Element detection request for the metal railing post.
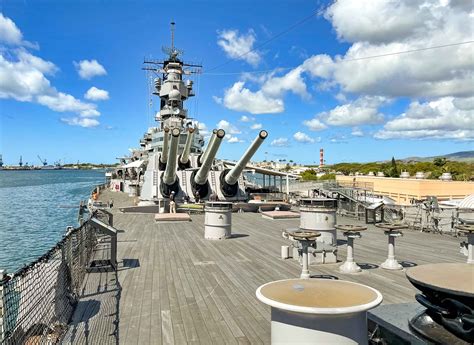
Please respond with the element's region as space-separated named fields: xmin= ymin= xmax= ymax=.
xmin=0 ymin=269 xmax=6 ymax=343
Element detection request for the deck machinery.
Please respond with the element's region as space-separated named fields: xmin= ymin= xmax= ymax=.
xmin=120 ymin=24 xmax=268 ymax=206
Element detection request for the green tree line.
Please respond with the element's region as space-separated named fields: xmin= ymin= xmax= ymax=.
xmin=328 ymin=158 xmax=473 ymax=181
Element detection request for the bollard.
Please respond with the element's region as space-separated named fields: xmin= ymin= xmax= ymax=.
xmin=256 ymin=279 xmax=383 ymax=344
xmin=204 ymin=202 xmax=233 ymax=240
xmin=281 ymin=246 xmax=289 ymax=259
xmin=376 ymin=223 xmax=407 ymax=270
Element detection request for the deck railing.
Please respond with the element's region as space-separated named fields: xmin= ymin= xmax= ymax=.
xmin=0 ymin=207 xmax=115 ymax=344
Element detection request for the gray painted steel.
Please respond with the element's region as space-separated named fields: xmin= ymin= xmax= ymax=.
xmin=195 ymin=129 xmax=225 ymax=185
xmin=225 ymin=130 xmax=268 ymax=185
xmin=204 ymin=201 xmax=232 ymax=240
xmin=163 ymin=128 xmax=180 ymax=185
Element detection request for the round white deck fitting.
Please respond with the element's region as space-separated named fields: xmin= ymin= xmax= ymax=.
xmin=299 ymin=199 xmax=337 ymax=246
xmin=204 ymin=202 xmax=232 ymax=240
xmin=256 ymin=278 xmax=383 ymax=344
xmin=376 ymin=223 xmax=407 ymax=271
xmin=281 ymin=246 xmax=289 ymax=260
xmin=336 ymin=225 xmax=367 ymax=274
xmin=288 ymin=230 xmax=320 ymax=279
xmin=456 ymin=224 xmax=474 ymax=264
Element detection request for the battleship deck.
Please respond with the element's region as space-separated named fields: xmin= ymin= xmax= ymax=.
xmin=64 ymin=190 xmax=464 ymax=344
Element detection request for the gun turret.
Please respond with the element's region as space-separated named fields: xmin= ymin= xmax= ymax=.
xmin=159 ymin=127 xmax=170 ymax=170
xmin=192 ymin=129 xmax=226 ymax=198
xmin=221 ymin=130 xmax=268 ymax=197
xmin=178 ymin=127 xmax=195 ymax=169
xmin=199 ymin=129 xmax=218 ymax=165
xmin=161 ymin=128 xmax=181 ymax=196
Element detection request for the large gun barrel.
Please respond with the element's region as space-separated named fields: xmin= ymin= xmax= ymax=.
xmin=199 ymin=129 xmax=217 ymax=165
xmin=179 ymin=127 xmax=195 ymax=168
xmin=159 ymin=127 xmax=171 ymax=165
xmin=225 ymin=130 xmax=268 ymax=186
xmin=163 ymin=128 xmax=181 ymax=185
xmin=194 ymin=129 xmax=225 ymax=186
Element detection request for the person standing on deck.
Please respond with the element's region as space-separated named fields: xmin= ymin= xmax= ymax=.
xmin=170 ymin=191 xmax=176 ymax=213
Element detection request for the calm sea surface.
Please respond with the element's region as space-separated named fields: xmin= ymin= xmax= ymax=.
xmin=0 ymin=169 xmax=106 ymax=272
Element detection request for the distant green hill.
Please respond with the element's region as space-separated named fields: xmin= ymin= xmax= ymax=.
xmin=401 ymin=151 xmax=474 ymax=162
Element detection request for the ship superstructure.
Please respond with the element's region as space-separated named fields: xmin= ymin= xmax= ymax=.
xmin=112 ymin=23 xmax=267 ymax=207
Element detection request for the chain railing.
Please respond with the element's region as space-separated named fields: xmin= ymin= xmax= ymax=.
xmin=0 ymin=220 xmax=102 ymax=344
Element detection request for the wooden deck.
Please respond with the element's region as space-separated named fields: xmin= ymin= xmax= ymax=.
xmin=64 ymin=190 xmax=466 ymax=344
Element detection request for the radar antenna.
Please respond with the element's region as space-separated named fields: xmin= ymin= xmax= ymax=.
xmin=171 ymin=21 xmax=175 ymax=51
xmin=162 ymin=21 xmax=184 ymax=60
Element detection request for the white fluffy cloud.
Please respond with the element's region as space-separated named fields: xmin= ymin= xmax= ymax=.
xmin=0 ymin=13 xmax=23 ymax=45
xmin=319 ymin=96 xmax=385 ymax=126
xmin=303 ymin=0 xmax=474 ymax=99
xmin=375 ymin=97 xmax=474 ymax=140
xmin=220 ymin=67 xmax=310 ymax=114
xmin=261 ymin=67 xmax=309 ymax=99
xmin=351 ymin=127 xmax=364 ymax=137
xmin=217 ymin=29 xmax=261 ymax=66
xmin=74 ymin=59 xmax=107 ymax=80
xmin=223 ymin=81 xmax=284 ymax=114
xmin=0 ymin=51 xmax=99 ymax=116
xmin=227 ymin=135 xmax=244 ymax=143
xmin=0 ymin=50 xmax=55 ymax=101
xmin=293 ymin=132 xmax=315 ymax=144
xmin=84 ymin=86 xmax=109 ymax=101
xmin=271 ymin=137 xmax=290 ymax=147
xmin=196 ymin=122 xmax=209 ymax=135
xmin=303 ymin=118 xmax=327 ymax=131
xmin=240 ymin=115 xmax=253 ymax=122
xmin=250 ymin=123 xmax=262 ymax=130
xmin=217 ymin=120 xmax=241 ymax=134
xmin=0 ymin=13 xmax=37 ymax=48
xmin=218 ymin=1 xmax=473 ymax=138
xmin=61 ymin=117 xmax=99 ymax=128
xmin=0 ymin=15 xmax=103 ymax=127
xmin=37 ymin=92 xmax=99 ymax=116
xmin=325 ymin=1 xmax=422 ymax=44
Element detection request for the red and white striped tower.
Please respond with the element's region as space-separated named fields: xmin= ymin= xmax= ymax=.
xmin=319 ymin=148 xmax=324 ymax=167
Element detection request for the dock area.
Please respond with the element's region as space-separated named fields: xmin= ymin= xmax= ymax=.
xmin=65 ymin=190 xmax=464 ymax=344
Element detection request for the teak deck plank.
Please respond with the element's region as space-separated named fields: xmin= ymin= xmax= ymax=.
xmin=65 ymin=190 xmax=465 ymax=344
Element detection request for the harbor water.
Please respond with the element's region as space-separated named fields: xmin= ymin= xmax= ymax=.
xmin=0 ymin=169 xmax=105 ymax=272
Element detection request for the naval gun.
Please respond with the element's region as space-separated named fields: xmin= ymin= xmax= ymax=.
xmin=159 ymin=127 xmax=170 ymax=170
xmin=178 ymin=127 xmax=195 ymax=169
xmin=161 ymin=128 xmax=181 ymax=196
xmin=192 ymin=129 xmax=226 ymax=198
xmin=221 ymin=130 xmax=268 ymax=197
xmin=199 ymin=129 xmax=218 ymax=165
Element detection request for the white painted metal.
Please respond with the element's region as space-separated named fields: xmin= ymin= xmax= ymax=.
xmin=256 ymin=279 xmax=383 ymax=345
xmin=179 ymin=128 xmax=195 ymax=165
xmin=300 ymin=245 xmax=310 ymax=279
xmin=415 ymin=171 xmax=425 ymax=179
xmin=0 ymin=269 xmax=4 ymax=343
xmin=225 ymin=130 xmax=268 ymax=185
xmin=194 ymin=129 xmax=225 ymax=185
xmin=400 ymin=171 xmax=410 ymax=178
xmin=270 ymin=310 xmax=366 ymax=345
xmin=299 ymin=199 xmax=337 ymax=263
xmin=204 ymin=201 xmax=232 ymax=240
xmin=381 ymin=231 xmax=403 ymax=270
xmin=163 ymin=128 xmax=181 ymax=185
xmin=339 ymin=232 xmax=362 ymax=274
xmin=466 ymin=232 xmax=474 ymax=264
xmin=160 ymin=127 xmax=170 ymax=164
xmin=281 ymin=246 xmax=289 ymax=259
xmin=440 ymin=172 xmax=453 ymax=181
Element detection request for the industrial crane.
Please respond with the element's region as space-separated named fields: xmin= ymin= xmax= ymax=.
xmin=37 ymin=155 xmax=47 ymax=166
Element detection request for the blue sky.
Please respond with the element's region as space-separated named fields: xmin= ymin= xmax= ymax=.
xmin=1 ymin=0 xmax=472 ymax=165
